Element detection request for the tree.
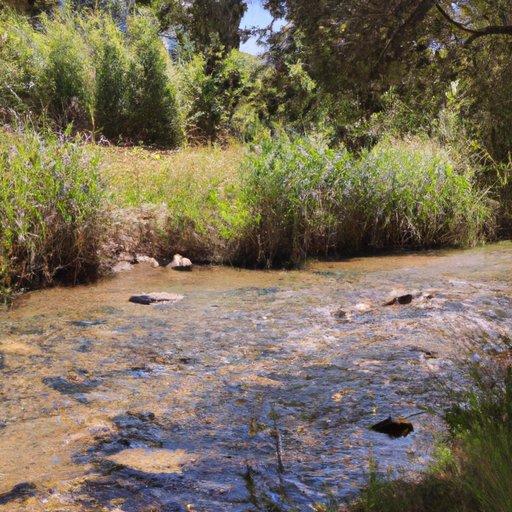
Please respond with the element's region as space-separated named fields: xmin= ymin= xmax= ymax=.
xmin=262 ymin=0 xmax=512 ymax=103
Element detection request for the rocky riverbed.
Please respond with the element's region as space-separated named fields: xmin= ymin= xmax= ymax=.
xmin=1 ymin=243 xmax=512 ymax=511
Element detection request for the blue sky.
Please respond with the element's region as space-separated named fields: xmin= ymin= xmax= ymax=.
xmin=240 ymin=0 xmax=285 ymax=55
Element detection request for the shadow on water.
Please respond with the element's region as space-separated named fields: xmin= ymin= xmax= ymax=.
xmin=1 ymin=243 xmax=512 ymax=510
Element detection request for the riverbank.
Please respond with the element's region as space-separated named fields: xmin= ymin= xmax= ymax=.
xmin=0 ymin=128 xmax=496 ymax=302
xmin=97 ymin=143 xmax=246 ymax=270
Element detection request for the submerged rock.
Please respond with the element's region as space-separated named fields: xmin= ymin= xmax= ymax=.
xmin=105 ymin=448 xmax=197 ymax=474
xmin=0 ymin=482 xmax=37 ymax=505
xmin=370 ymin=416 xmax=414 ymax=438
xmin=167 ymin=253 xmax=193 ymax=271
xmin=70 ymin=319 xmax=106 ymax=327
xmin=126 ymin=410 xmax=156 ymax=422
xmin=334 ymin=309 xmax=348 ymax=320
xmin=43 ymin=375 xmax=101 ymax=395
xmin=129 ymin=292 xmax=184 ymax=305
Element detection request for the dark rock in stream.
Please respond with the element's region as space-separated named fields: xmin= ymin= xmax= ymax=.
xmin=384 ymin=294 xmax=414 ymax=306
xmin=0 ymin=483 xmax=37 ymax=505
xmin=383 ymin=290 xmax=435 ymax=307
xmin=0 ymin=352 xmax=4 ymax=370
xmin=76 ymin=339 xmax=94 ymax=353
xmin=129 ymin=292 xmax=184 ymax=305
xmin=70 ymin=319 xmax=107 ymax=327
xmin=371 ymin=416 xmax=414 ymax=438
xmin=127 ymin=410 xmax=156 ymax=422
xmin=334 ymin=309 xmax=348 ymax=320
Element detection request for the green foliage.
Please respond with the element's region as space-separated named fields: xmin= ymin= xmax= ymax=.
xmin=177 ymin=49 xmax=260 ymax=142
xmin=186 ymin=0 xmax=247 ymax=55
xmin=103 ymin=143 xmax=250 ymax=260
xmin=0 ymin=8 xmax=183 ymax=146
xmin=241 ymin=133 xmax=493 ymax=267
xmin=0 ymin=11 xmax=45 ymax=116
xmin=93 ymin=17 xmax=129 ymax=139
xmin=40 ymin=11 xmax=94 ymax=127
xmin=0 ymin=127 xmax=105 ymax=300
xmin=125 ymin=11 xmax=182 ymax=145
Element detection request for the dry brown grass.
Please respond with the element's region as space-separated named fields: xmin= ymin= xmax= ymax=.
xmin=99 ymin=143 xmax=246 ymax=208
xmin=96 ymin=143 xmax=249 ymax=266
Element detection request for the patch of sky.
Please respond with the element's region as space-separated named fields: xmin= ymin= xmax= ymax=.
xmin=240 ymin=0 xmax=285 ymax=55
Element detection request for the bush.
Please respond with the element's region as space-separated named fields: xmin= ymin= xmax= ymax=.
xmin=0 ymin=126 xmax=105 ymax=300
xmin=176 ymin=49 xmax=260 ymax=142
xmin=92 ymin=16 xmax=130 ymax=140
xmin=0 ymin=8 xmax=183 ymax=146
xmin=0 ymin=11 xmax=45 ymax=117
xmin=241 ymin=133 xmax=493 ymax=267
xmin=125 ymin=11 xmax=182 ymax=146
xmin=39 ymin=11 xmax=94 ymax=128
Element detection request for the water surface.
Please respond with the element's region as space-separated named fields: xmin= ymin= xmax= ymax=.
xmin=1 ymin=243 xmax=512 ymax=511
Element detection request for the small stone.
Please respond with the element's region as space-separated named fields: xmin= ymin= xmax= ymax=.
xmin=135 ymin=255 xmax=160 ymax=268
xmin=370 ymin=416 xmax=414 ymax=438
xmin=167 ymin=254 xmax=193 ymax=271
xmin=129 ymin=292 xmax=184 ymax=305
xmin=354 ymin=303 xmax=371 ymax=312
xmin=117 ymin=252 xmax=136 ymax=263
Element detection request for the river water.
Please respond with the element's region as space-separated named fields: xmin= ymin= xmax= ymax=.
xmin=1 ymin=243 xmax=512 ymax=511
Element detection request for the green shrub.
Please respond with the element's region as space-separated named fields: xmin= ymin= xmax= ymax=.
xmin=92 ymin=17 xmax=129 ymax=140
xmin=176 ymin=49 xmax=260 ymax=142
xmin=39 ymin=11 xmax=94 ymax=128
xmin=0 ymin=11 xmax=45 ymax=117
xmin=0 ymin=126 xmax=105 ymax=301
xmin=0 ymin=8 xmax=183 ymax=146
xmin=241 ymin=133 xmax=493 ymax=267
xmin=125 ymin=11 xmax=182 ymax=146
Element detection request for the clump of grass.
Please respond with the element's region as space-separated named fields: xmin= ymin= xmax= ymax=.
xmin=100 ymin=143 xmax=250 ymax=261
xmin=240 ymin=133 xmax=494 ymax=267
xmin=0 ymin=126 xmax=105 ymax=300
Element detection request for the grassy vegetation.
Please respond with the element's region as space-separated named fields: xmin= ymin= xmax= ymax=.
xmin=102 ymin=143 xmax=244 ymax=210
xmin=346 ymin=342 xmax=512 ymax=512
xmin=99 ymin=143 xmax=250 ymax=262
xmin=0 ymin=8 xmax=182 ymax=145
xmin=241 ymin=133 xmax=493 ymax=267
xmin=0 ymin=127 xmax=104 ymax=301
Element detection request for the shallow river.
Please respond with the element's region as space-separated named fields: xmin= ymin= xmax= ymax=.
xmin=1 ymin=243 xmax=512 ymax=511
